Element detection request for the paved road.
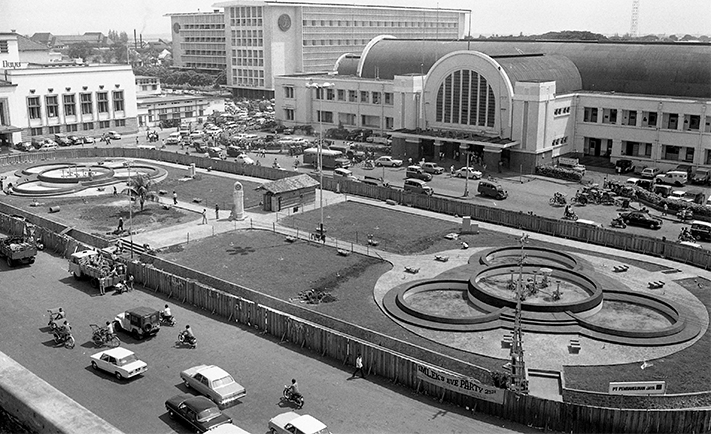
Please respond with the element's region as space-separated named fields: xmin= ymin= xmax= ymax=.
xmin=0 ymin=246 xmax=537 ymax=434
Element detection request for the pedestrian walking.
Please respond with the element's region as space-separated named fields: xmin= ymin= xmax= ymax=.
xmin=173 ymin=191 xmax=178 ymax=205
xmin=352 ymin=353 xmax=365 ymax=378
xmin=201 ymin=209 xmax=208 ymax=224
xmin=450 ymin=165 xmax=455 ymax=176
xmin=127 ymin=274 xmax=134 ymax=291
xmin=117 ymin=217 xmax=124 ymax=232
xmin=215 ymin=204 xmax=219 ymax=220
xmin=663 ymin=203 xmax=668 ymax=216
xmin=135 ymin=137 xmax=139 ymax=145
xmin=113 ymin=186 xmax=117 ymax=196
xmin=498 ymin=160 xmax=503 ymax=173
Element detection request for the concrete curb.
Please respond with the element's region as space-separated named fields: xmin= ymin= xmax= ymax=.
xmin=0 ymin=352 xmax=121 ymax=434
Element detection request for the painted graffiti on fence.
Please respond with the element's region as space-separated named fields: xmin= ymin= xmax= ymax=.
xmin=416 ymin=364 xmax=504 ymax=404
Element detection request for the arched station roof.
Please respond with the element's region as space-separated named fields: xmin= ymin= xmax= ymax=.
xmin=357 ymin=39 xmax=711 ymax=98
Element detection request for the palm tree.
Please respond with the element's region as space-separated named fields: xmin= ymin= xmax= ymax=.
xmin=122 ymin=173 xmax=156 ymax=212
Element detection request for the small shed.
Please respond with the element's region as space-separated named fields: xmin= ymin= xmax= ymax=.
xmin=256 ymin=174 xmax=319 ymax=212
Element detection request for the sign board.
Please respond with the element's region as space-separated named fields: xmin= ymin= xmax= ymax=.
xmin=558 ymin=157 xmax=580 ymax=166
xmin=416 ymin=364 xmax=504 ymax=404
xmin=608 ymin=381 xmax=667 ymax=395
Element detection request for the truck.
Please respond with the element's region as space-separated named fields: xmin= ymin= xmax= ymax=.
xmin=0 ymin=235 xmax=37 ymax=267
xmin=68 ymin=249 xmax=125 ymax=293
xmin=303 ymin=147 xmax=351 ymax=169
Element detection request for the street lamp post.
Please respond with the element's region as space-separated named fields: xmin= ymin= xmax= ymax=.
xmin=305 ymin=81 xmax=334 ymax=240
xmin=127 ymin=162 xmax=134 ymax=259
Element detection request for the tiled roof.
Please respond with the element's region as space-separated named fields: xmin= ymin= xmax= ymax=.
xmin=17 ymin=35 xmax=49 ymax=51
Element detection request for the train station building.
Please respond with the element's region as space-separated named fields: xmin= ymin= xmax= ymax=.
xmin=274 ymin=37 xmax=711 ymax=173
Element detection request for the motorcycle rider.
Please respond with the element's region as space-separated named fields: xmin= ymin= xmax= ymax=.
xmin=287 ymin=379 xmax=302 ymax=403
xmin=612 ymin=214 xmax=626 ymax=227
xmin=162 ymin=304 xmax=173 ymax=322
xmin=104 ymin=321 xmax=114 ymax=340
xmin=57 ymin=320 xmax=72 ymax=340
xmin=564 ymin=204 xmax=575 ymax=219
xmin=181 ymin=325 xmax=195 ymax=344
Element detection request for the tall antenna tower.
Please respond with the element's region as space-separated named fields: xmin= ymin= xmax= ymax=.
xmin=630 ymin=0 xmax=640 ymax=37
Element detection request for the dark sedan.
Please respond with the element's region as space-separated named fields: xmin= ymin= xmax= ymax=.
xmin=620 ymin=211 xmax=663 ymax=230
xmin=165 ymin=394 xmax=233 ymax=433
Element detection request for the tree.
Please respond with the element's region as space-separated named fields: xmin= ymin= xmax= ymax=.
xmin=122 ymin=173 xmax=156 ymax=212
xmin=67 ymin=43 xmax=95 ymax=62
xmin=119 ymin=31 xmax=129 ymax=44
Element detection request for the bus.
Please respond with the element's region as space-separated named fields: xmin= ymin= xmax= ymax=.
xmin=303 ymin=147 xmax=351 ymax=169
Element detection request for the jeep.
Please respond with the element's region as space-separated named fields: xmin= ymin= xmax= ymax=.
xmin=114 ymin=307 xmax=161 ymax=339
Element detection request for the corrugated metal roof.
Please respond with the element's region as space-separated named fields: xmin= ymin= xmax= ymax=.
xmin=495 ymin=54 xmax=582 ymax=94
xmin=257 ymin=174 xmax=319 ymax=194
xmin=358 ymin=40 xmax=711 ymax=99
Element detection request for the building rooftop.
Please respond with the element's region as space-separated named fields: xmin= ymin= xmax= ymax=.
xmin=213 ymin=0 xmax=469 ymax=12
xmin=357 ymin=39 xmax=711 ymax=99
xmin=257 ymin=173 xmax=319 ymax=195
xmin=17 ymin=35 xmax=49 ymax=52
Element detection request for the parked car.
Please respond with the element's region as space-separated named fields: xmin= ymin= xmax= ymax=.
xmin=137 ymin=144 xmax=157 ymax=150
xmin=80 ymin=136 xmax=95 ymax=144
xmin=619 ymin=211 xmax=663 ymax=229
xmin=207 ymin=147 xmax=226 ymax=159
xmin=374 ymin=156 xmax=403 ymax=167
xmin=615 ymin=159 xmax=634 ymax=173
xmin=691 ymin=168 xmax=710 ymax=185
xmin=333 ymin=167 xmax=359 ymax=181
xmin=165 ymin=394 xmax=233 ymax=433
xmin=405 ymin=165 xmax=432 ymax=181
xmin=655 ymin=170 xmax=688 ymax=186
xmin=166 ymin=133 xmax=181 ymax=145
xmin=673 ymin=164 xmax=694 ymax=178
xmin=666 ymin=190 xmax=692 ymax=202
xmin=403 ymin=178 xmax=433 ymax=195
xmin=690 ymin=221 xmax=711 ymax=242
xmin=455 ymin=167 xmax=482 ymax=179
xmin=15 ymin=141 xmax=33 ymax=152
xmin=37 ymin=138 xmax=58 ymax=151
xmin=421 ymin=162 xmax=445 ymax=174
xmin=107 ymin=131 xmax=122 ymax=140
xmin=234 ymin=153 xmax=255 ymax=165
xmin=113 ymin=307 xmax=161 ymax=339
xmin=477 ymin=180 xmax=508 ymax=200
xmin=67 ymin=135 xmax=81 ymax=145
xmin=90 ymin=347 xmax=147 ymax=380
xmin=640 ymin=167 xmax=661 ymax=179
xmin=204 ymin=423 xmax=250 ymax=434
xmin=268 ymin=412 xmax=329 ymax=434
xmin=54 ymin=133 xmax=72 ymax=146
xmin=180 ymin=365 xmax=246 ymax=408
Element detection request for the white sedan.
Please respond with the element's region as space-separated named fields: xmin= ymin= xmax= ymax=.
xmin=375 ymin=156 xmax=403 ymax=167
xmin=455 ymin=167 xmax=483 ymax=179
xmin=181 ymin=365 xmax=246 ymax=407
xmin=268 ymin=412 xmax=329 ymax=434
xmin=90 ymin=347 xmax=147 ymax=380
xmin=235 ymin=154 xmax=255 ymax=165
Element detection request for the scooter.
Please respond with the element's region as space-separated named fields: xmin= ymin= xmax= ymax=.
xmin=160 ymin=313 xmax=176 ymax=327
xmin=53 ymin=330 xmax=75 ymax=349
xmin=562 ymin=211 xmax=579 ymax=221
xmin=176 ymin=331 xmax=197 ymax=349
xmin=282 ymin=386 xmax=304 ymax=409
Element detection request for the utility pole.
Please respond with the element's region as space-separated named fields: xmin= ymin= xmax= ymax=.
xmin=510 ymin=233 xmax=529 ymax=394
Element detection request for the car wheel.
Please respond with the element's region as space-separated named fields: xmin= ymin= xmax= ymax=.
xmin=132 ymin=329 xmax=142 ymax=339
xmin=113 ymin=321 xmax=121 ymax=332
xmin=91 ymin=361 xmax=98 ymax=370
xmin=624 ymin=218 xmax=630 ymax=224
xmin=650 ymin=223 xmax=657 ymax=229
xmin=168 ymin=410 xmax=175 ymax=418
xmin=115 ymin=372 xmax=123 ymax=380
xmin=184 ymin=379 xmax=191 ymax=388
xmin=270 ymin=429 xmax=276 ymax=434
xmin=375 ymin=162 xmax=381 ymax=167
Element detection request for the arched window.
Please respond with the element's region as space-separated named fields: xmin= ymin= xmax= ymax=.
xmin=435 ymin=70 xmax=495 ymax=128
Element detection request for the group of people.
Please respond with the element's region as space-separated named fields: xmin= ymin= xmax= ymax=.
xmin=145 ymin=130 xmax=161 ymax=143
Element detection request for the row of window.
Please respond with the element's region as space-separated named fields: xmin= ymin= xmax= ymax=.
xmin=231 ymin=38 xmax=263 ymax=47
xmin=583 ymin=107 xmax=711 ymax=132
xmin=0 ymin=40 xmax=8 ymax=54
xmin=553 ymin=107 xmax=571 ymax=116
xmin=302 ymin=39 xmax=371 ymax=46
xmin=182 ymin=37 xmax=224 ymax=43
xmin=232 ymin=78 xmax=265 ymax=87
xmin=27 ymin=92 xmax=124 ymax=120
xmin=620 ymin=140 xmax=702 ymax=162
xmin=183 ymin=50 xmax=226 ymax=56
xmin=183 ymin=63 xmax=224 ymax=69
xmin=550 ymin=136 xmax=569 ymax=146
xmin=229 ymin=6 xmax=262 ymax=18
xmin=231 ymin=29 xmax=264 ymax=38
xmin=302 ymin=19 xmax=457 ymax=28
xmin=181 ymin=24 xmax=224 ymax=30
xmin=29 ymin=120 xmax=125 ymax=136
xmin=234 ymin=69 xmax=265 ymax=78
xmin=232 ymin=49 xmax=263 ymax=58
xmin=286 ymin=86 xmax=395 ymax=106
xmin=229 ymin=19 xmax=263 ymax=27
xmin=288 ymin=109 xmax=394 ymax=130
xmin=233 ymin=58 xmax=264 ymax=67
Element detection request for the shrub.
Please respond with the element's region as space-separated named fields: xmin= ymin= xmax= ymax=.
xmin=535 ymin=165 xmax=583 ymax=182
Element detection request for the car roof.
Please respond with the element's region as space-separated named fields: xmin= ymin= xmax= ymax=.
xmin=199 ymin=365 xmax=230 ymax=380
xmin=93 ymin=347 xmax=134 ymax=359
xmin=691 ymin=220 xmax=712 ymax=228
xmin=183 ymin=395 xmax=218 ymax=411
xmin=127 ymin=306 xmax=158 ymax=316
xmin=291 ymin=415 xmax=327 ymax=433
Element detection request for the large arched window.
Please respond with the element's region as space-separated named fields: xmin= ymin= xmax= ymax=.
xmin=435 ymin=70 xmax=495 ymax=128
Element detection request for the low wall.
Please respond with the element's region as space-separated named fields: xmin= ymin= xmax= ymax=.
xmin=0 ymin=352 xmax=121 ymax=434
xmin=563 ymin=388 xmax=712 ymax=410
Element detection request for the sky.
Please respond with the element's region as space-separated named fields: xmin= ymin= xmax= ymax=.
xmin=1 ymin=0 xmax=710 ymax=39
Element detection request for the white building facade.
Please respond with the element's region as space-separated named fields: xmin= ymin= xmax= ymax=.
xmin=166 ymin=11 xmax=227 ymax=74
xmin=0 ymin=33 xmax=138 ymax=146
xmin=274 ymin=38 xmax=710 ymax=173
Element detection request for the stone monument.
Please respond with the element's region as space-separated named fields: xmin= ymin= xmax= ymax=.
xmin=230 ymin=181 xmax=246 ymax=220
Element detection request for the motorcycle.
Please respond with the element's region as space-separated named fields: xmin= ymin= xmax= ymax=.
xmin=610 ymin=217 xmax=627 ymax=229
xmin=677 ymin=209 xmax=693 ymax=222
xmin=176 ymin=331 xmax=197 ymax=349
xmin=90 ymin=324 xmax=120 ymax=347
xmin=47 ymin=307 xmax=66 ymax=331
xmin=549 ymin=193 xmax=567 ymax=206
xmin=678 ymin=229 xmax=696 ymax=243
xmin=282 ymin=386 xmax=304 ymax=409
xmin=363 ymin=160 xmax=375 ymax=170
xmin=161 ymin=313 xmax=176 ymax=327
xmin=562 ymin=210 xmax=579 ymax=221
xmin=53 ymin=329 xmax=75 ymax=349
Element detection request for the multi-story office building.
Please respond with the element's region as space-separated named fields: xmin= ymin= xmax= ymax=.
xmin=189 ymin=1 xmax=468 ymax=98
xmin=274 ymin=38 xmax=710 ymax=173
xmin=167 ymin=11 xmax=227 ymax=74
xmin=0 ymin=33 xmax=138 ymax=147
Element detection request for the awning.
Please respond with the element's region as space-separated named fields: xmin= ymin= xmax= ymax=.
xmin=0 ymin=125 xmax=22 ymax=134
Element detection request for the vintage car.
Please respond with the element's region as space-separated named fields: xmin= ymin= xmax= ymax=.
xmin=421 ymin=162 xmax=445 ymax=174
xmin=165 ymin=394 xmax=233 ymax=433
xmin=374 ymin=156 xmax=403 ymax=167
xmin=234 ymin=153 xmax=255 ymax=165
xmin=268 ymin=412 xmax=329 ymax=434
xmin=455 ymin=167 xmax=483 ymax=179
xmin=90 ymin=347 xmax=147 ymax=380
xmin=180 ymin=365 xmax=246 ymax=407
xmin=113 ymin=307 xmax=161 ymax=339
xmin=620 ymin=211 xmax=663 ymax=230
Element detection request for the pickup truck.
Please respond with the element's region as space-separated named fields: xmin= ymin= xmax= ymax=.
xmin=0 ymin=235 xmax=37 ymax=267
xmin=68 ymin=249 xmax=125 ymax=293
